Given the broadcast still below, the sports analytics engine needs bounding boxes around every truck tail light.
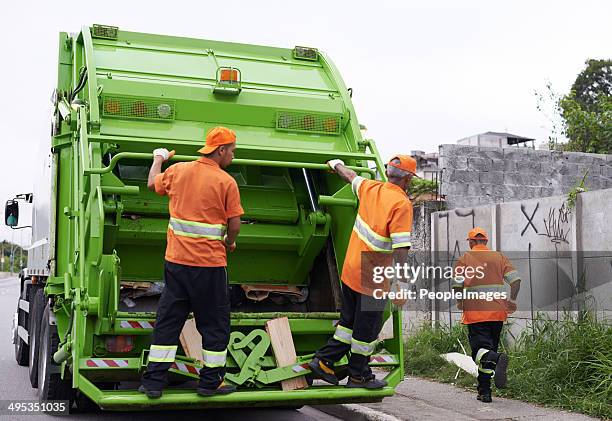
[218,67,240,84]
[105,336,134,353]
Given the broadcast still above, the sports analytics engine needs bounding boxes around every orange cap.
[198,126,237,154]
[467,227,489,240]
[388,155,418,176]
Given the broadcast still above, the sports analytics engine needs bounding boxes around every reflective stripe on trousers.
[353,214,392,253]
[333,325,353,344]
[202,349,227,368]
[149,345,178,363]
[168,217,227,240]
[351,338,376,356]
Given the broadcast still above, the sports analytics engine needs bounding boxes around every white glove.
[327,159,345,171]
[153,148,171,161]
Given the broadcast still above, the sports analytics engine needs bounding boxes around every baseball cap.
[198,126,237,154]
[388,155,419,177]
[467,227,489,240]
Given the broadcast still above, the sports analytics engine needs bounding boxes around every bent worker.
[139,126,244,398]
[452,227,521,403]
[309,156,416,389]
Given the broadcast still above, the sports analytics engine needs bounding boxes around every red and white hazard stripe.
[119,320,155,329]
[370,354,396,364]
[171,361,200,376]
[85,359,129,368]
[292,363,310,373]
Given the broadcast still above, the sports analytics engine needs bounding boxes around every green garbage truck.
[8,24,404,411]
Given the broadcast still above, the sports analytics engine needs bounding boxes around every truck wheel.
[28,288,45,388]
[74,391,100,413]
[37,304,74,407]
[13,284,31,366]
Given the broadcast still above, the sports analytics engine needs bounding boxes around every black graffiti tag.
[521,203,539,236]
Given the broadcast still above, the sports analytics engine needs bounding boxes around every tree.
[541,59,612,154]
[570,59,612,112]
[559,92,611,153]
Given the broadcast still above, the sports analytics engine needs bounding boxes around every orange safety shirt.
[154,157,244,267]
[452,244,520,324]
[341,176,413,296]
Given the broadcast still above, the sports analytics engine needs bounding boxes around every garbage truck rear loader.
[9,25,404,410]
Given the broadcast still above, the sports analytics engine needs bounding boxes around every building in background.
[457,131,535,149]
[412,150,440,181]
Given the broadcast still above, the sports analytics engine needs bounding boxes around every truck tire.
[37,304,74,407]
[14,284,31,366]
[28,288,45,388]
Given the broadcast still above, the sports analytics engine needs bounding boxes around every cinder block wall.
[439,144,612,209]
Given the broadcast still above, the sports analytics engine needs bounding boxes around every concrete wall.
[439,144,612,210]
[428,189,612,337]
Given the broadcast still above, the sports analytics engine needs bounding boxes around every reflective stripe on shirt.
[353,214,393,253]
[168,217,227,240]
[390,231,411,248]
[503,270,520,284]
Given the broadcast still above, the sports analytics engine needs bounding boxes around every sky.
[1,0,610,245]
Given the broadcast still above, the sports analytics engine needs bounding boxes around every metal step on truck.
[7,24,404,411]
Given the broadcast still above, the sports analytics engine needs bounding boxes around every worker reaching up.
[140,127,244,398]
[309,156,416,389]
[452,227,521,403]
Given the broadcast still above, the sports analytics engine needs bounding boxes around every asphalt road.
[0,276,341,420]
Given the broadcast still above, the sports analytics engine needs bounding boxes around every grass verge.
[404,313,612,419]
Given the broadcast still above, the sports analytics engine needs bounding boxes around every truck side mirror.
[5,200,19,227]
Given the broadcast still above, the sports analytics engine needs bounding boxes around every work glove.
[327,159,345,171]
[153,148,175,162]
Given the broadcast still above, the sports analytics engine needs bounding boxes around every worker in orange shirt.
[139,127,244,398]
[452,227,521,403]
[309,156,415,389]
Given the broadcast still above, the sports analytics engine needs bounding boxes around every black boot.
[138,384,162,399]
[477,389,492,403]
[494,353,509,389]
[476,375,492,403]
[346,374,387,389]
[308,358,339,385]
[197,382,236,396]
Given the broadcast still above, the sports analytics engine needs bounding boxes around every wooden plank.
[120,281,151,289]
[180,318,203,363]
[265,317,308,390]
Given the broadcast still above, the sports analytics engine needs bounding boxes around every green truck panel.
[12,25,403,411]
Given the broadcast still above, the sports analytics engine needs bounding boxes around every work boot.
[308,358,339,385]
[494,353,509,389]
[138,384,162,399]
[345,374,387,389]
[476,390,492,403]
[197,382,237,396]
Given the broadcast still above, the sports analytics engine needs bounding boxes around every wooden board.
[120,281,151,290]
[265,317,308,390]
[180,318,203,363]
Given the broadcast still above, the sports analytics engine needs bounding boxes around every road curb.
[316,404,401,421]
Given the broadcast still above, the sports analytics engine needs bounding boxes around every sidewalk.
[318,376,599,421]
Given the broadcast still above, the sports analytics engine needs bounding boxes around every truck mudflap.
[77,352,401,410]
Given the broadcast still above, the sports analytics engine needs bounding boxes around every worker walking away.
[309,156,416,389]
[139,127,244,398]
[452,227,521,403]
